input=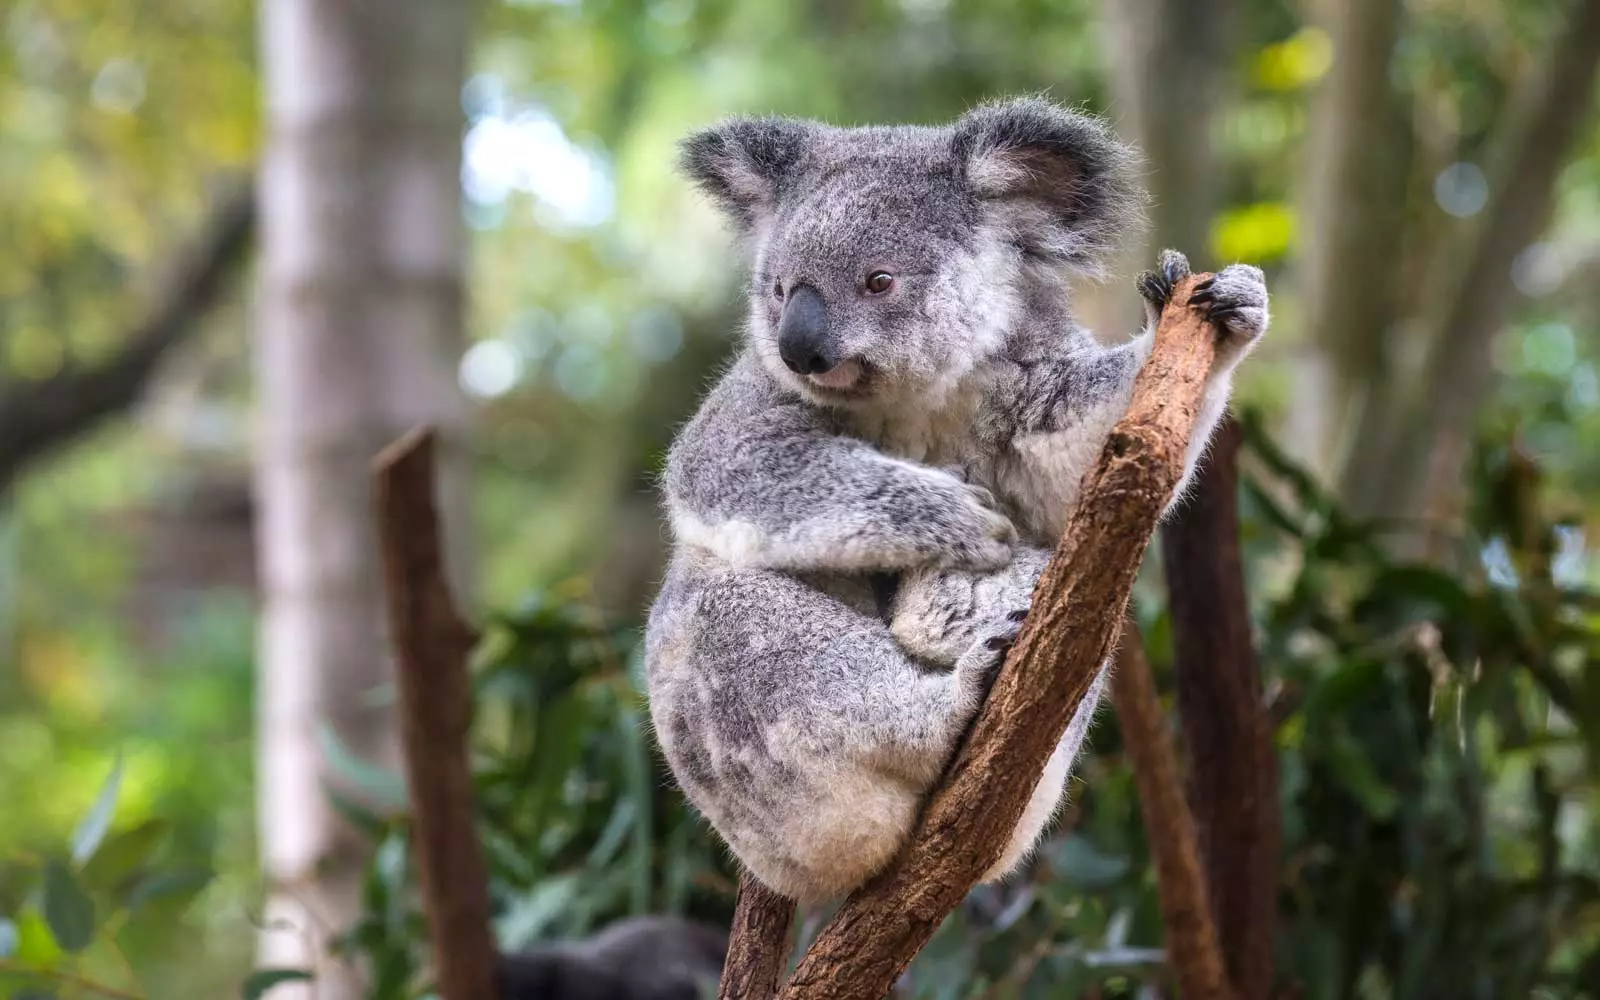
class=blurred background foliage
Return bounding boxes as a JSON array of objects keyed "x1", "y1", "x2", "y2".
[{"x1": 1, "y1": 0, "x2": 1597, "y2": 996}]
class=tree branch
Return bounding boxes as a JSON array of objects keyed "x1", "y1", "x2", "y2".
[
  {"x1": 777, "y1": 275, "x2": 1222, "y2": 999},
  {"x1": 719, "y1": 875, "x2": 797, "y2": 1000},
  {"x1": 374, "y1": 428, "x2": 500, "y2": 1000},
  {"x1": 0, "y1": 175, "x2": 256, "y2": 494},
  {"x1": 1110, "y1": 619, "x2": 1232, "y2": 1000},
  {"x1": 1161, "y1": 417, "x2": 1278, "y2": 1000}
]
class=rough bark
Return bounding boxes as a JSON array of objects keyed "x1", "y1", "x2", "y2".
[
  {"x1": 0, "y1": 177, "x2": 254, "y2": 495},
  {"x1": 1110, "y1": 621, "x2": 1231, "y2": 1000},
  {"x1": 777, "y1": 276, "x2": 1220, "y2": 999},
  {"x1": 254, "y1": 3, "x2": 473, "y2": 996},
  {"x1": 719, "y1": 876, "x2": 798, "y2": 1000},
  {"x1": 1161, "y1": 417, "x2": 1279, "y2": 1000},
  {"x1": 1347, "y1": 0, "x2": 1600, "y2": 522},
  {"x1": 1296, "y1": 0, "x2": 1413, "y2": 483},
  {"x1": 374, "y1": 429, "x2": 498, "y2": 1000}
]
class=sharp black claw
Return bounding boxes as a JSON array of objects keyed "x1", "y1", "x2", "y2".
[
  {"x1": 1193, "y1": 277, "x2": 1215, "y2": 292},
  {"x1": 1136, "y1": 271, "x2": 1170, "y2": 304},
  {"x1": 985, "y1": 636, "x2": 1011, "y2": 651},
  {"x1": 1190, "y1": 289, "x2": 1215, "y2": 305},
  {"x1": 1007, "y1": 609, "x2": 1029, "y2": 622},
  {"x1": 1208, "y1": 305, "x2": 1241, "y2": 322}
]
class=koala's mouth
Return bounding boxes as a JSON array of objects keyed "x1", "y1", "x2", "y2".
[{"x1": 806, "y1": 358, "x2": 867, "y2": 393}]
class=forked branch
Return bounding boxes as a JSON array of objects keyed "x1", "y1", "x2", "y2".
[{"x1": 768, "y1": 274, "x2": 1223, "y2": 999}]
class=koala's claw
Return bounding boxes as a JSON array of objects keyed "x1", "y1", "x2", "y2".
[
  {"x1": 1196, "y1": 263, "x2": 1269, "y2": 352},
  {"x1": 1137, "y1": 249, "x2": 1193, "y2": 325},
  {"x1": 1006, "y1": 608, "x2": 1029, "y2": 623},
  {"x1": 958, "y1": 615, "x2": 1024, "y2": 695}
]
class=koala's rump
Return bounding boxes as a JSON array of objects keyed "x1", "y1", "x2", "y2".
[{"x1": 644, "y1": 555, "x2": 930, "y2": 902}]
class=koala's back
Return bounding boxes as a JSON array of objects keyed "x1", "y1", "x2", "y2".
[{"x1": 645, "y1": 552, "x2": 936, "y2": 902}]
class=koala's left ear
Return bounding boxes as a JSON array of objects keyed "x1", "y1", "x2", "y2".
[
  {"x1": 951, "y1": 97, "x2": 1142, "y2": 269},
  {"x1": 679, "y1": 117, "x2": 816, "y2": 231}
]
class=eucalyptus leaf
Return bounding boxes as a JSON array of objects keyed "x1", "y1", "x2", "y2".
[
  {"x1": 317, "y1": 727, "x2": 409, "y2": 812},
  {"x1": 79, "y1": 820, "x2": 169, "y2": 900},
  {"x1": 40, "y1": 861, "x2": 94, "y2": 953},
  {"x1": 240, "y1": 968, "x2": 314, "y2": 1000},
  {"x1": 69, "y1": 754, "x2": 124, "y2": 866}
]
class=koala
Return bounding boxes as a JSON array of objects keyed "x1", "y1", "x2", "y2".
[
  {"x1": 645, "y1": 96, "x2": 1269, "y2": 904},
  {"x1": 495, "y1": 916, "x2": 726, "y2": 1000}
]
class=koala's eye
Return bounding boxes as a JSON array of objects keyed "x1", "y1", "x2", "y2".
[
  {"x1": 865, "y1": 271, "x2": 895, "y2": 295},
  {"x1": 772, "y1": 279, "x2": 784, "y2": 300}
]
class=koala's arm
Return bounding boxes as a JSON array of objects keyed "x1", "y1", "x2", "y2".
[
  {"x1": 665, "y1": 357, "x2": 1015, "y2": 573},
  {"x1": 1012, "y1": 251, "x2": 1268, "y2": 507}
]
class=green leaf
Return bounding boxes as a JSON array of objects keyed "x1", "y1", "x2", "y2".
[
  {"x1": 1043, "y1": 835, "x2": 1131, "y2": 891},
  {"x1": 0, "y1": 918, "x2": 16, "y2": 959},
  {"x1": 11, "y1": 910, "x2": 62, "y2": 966},
  {"x1": 316, "y1": 726, "x2": 409, "y2": 812},
  {"x1": 70, "y1": 754, "x2": 124, "y2": 867},
  {"x1": 40, "y1": 862, "x2": 95, "y2": 953},
  {"x1": 79, "y1": 820, "x2": 169, "y2": 901},
  {"x1": 240, "y1": 968, "x2": 314, "y2": 1000},
  {"x1": 126, "y1": 867, "x2": 214, "y2": 918}
]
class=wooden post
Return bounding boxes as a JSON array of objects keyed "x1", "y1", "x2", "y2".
[{"x1": 374, "y1": 428, "x2": 500, "y2": 1000}]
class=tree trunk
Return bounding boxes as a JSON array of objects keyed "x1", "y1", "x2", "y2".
[
  {"x1": 1294, "y1": 0, "x2": 1413, "y2": 485},
  {"x1": 1101, "y1": 0, "x2": 1233, "y2": 262},
  {"x1": 1343, "y1": 0, "x2": 1600, "y2": 522},
  {"x1": 253, "y1": 3, "x2": 472, "y2": 997}
]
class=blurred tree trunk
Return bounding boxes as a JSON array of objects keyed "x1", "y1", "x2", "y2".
[
  {"x1": 1344, "y1": 0, "x2": 1600, "y2": 525},
  {"x1": 1293, "y1": 0, "x2": 1413, "y2": 485},
  {"x1": 253, "y1": 2, "x2": 473, "y2": 997},
  {"x1": 1102, "y1": 0, "x2": 1232, "y2": 261}
]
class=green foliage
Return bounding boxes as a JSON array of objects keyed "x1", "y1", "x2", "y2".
[
  {"x1": 321, "y1": 421, "x2": 1599, "y2": 999},
  {"x1": 327, "y1": 593, "x2": 732, "y2": 1000},
  {"x1": 0, "y1": 750, "x2": 220, "y2": 1000}
]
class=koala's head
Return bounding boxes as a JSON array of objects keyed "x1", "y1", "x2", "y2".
[{"x1": 680, "y1": 97, "x2": 1140, "y2": 406}]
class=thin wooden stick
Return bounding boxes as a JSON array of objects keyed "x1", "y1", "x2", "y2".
[
  {"x1": 1111, "y1": 620, "x2": 1233, "y2": 1000},
  {"x1": 374, "y1": 427, "x2": 499, "y2": 1000},
  {"x1": 1161, "y1": 417, "x2": 1279, "y2": 1000},
  {"x1": 779, "y1": 274, "x2": 1222, "y2": 999}
]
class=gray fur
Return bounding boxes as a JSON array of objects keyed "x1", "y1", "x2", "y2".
[
  {"x1": 647, "y1": 97, "x2": 1269, "y2": 903},
  {"x1": 495, "y1": 916, "x2": 726, "y2": 1000}
]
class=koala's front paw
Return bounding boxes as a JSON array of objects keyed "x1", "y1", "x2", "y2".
[
  {"x1": 928, "y1": 473, "x2": 1016, "y2": 572},
  {"x1": 1135, "y1": 249, "x2": 1191, "y2": 326},
  {"x1": 953, "y1": 612, "x2": 1026, "y2": 702},
  {"x1": 1190, "y1": 264, "x2": 1269, "y2": 361}
]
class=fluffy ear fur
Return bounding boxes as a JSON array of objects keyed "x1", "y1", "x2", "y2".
[
  {"x1": 678, "y1": 116, "x2": 815, "y2": 230},
  {"x1": 950, "y1": 97, "x2": 1142, "y2": 270}
]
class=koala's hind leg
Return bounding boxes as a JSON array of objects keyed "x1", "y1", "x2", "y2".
[
  {"x1": 889, "y1": 548, "x2": 1109, "y2": 883},
  {"x1": 645, "y1": 557, "x2": 1023, "y2": 903}
]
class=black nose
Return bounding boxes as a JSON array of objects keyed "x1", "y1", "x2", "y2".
[{"x1": 777, "y1": 285, "x2": 837, "y2": 375}]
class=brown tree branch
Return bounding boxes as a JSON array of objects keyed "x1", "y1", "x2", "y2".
[
  {"x1": 719, "y1": 875, "x2": 798, "y2": 1000},
  {"x1": 374, "y1": 428, "x2": 499, "y2": 1000},
  {"x1": 777, "y1": 275, "x2": 1221, "y2": 999},
  {"x1": 1161, "y1": 417, "x2": 1279, "y2": 1000},
  {"x1": 0, "y1": 175, "x2": 256, "y2": 494},
  {"x1": 1110, "y1": 619, "x2": 1232, "y2": 1000}
]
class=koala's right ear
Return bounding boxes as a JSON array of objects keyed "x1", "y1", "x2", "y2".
[{"x1": 678, "y1": 117, "x2": 814, "y2": 229}]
